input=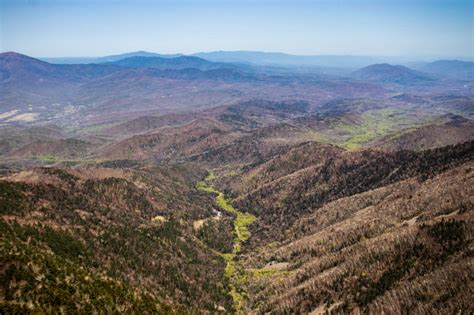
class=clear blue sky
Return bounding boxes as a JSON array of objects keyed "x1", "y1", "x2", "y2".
[{"x1": 0, "y1": 0, "x2": 472, "y2": 58}]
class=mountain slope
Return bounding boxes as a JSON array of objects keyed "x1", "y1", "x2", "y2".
[
  {"x1": 11, "y1": 138, "x2": 92, "y2": 159},
  {"x1": 0, "y1": 52, "x2": 120, "y2": 113},
  {"x1": 233, "y1": 141, "x2": 473, "y2": 244},
  {"x1": 0, "y1": 52, "x2": 119, "y2": 86},
  {"x1": 216, "y1": 140, "x2": 474, "y2": 313},
  {"x1": 353, "y1": 63, "x2": 434, "y2": 84},
  {"x1": 99, "y1": 118, "x2": 237, "y2": 161},
  {"x1": 0, "y1": 165, "x2": 232, "y2": 313},
  {"x1": 0, "y1": 125, "x2": 65, "y2": 157},
  {"x1": 240, "y1": 161, "x2": 473, "y2": 313},
  {"x1": 416, "y1": 60, "x2": 474, "y2": 80},
  {"x1": 375, "y1": 118, "x2": 474, "y2": 151},
  {"x1": 109, "y1": 55, "x2": 231, "y2": 71}
]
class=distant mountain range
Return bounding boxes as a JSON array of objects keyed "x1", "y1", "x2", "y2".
[
  {"x1": 193, "y1": 51, "x2": 387, "y2": 68},
  {"x1": 1, "y1": 51, "x2": 472, "y2": 128},
  {"x1": 2, "y1": 51, "x2": 471, "y2": 97},
  {"x1": 41, "y1": 51, "x2": 183, "y2": 64},
  {"x1": 39, "y1": 50, "x2": 473, "y2": 70},
  {"x1": 0, "y1": 52, "x2": 251, "y2": 87}
]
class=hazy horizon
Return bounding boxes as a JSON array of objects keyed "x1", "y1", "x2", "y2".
[
  {"x1": 3, "y1": 50, "x2": 473, "y2": 62},
  {"x1": 1, "y1": 0, "x2": 472, "y2": 59}
]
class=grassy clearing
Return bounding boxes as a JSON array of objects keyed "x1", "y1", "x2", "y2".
[
  {"x1": 229, "y1": 285, "x2": 245, "y2": 313},
  {"x1": 235, "y1": 212, "x2": 256, "y2": 242},
  {"x1": 216, "y1": 193, "x2": 238, "y2": 214},
  {"x1": 303, "y1": 128, "x2": 333, "y2": 144},
  {"x1": 204, "y1": 171, "x2": 216, "y2": 181},
  {"x1": 300, "y1": 108, "x2": 426, "y2": 150},
  {"x1": 250, "y1": 268, "x2": 290, "y2": 278},
  {"x1": 223, "y1": 253, "x2": 236, "y2": 277},
  {"x1": 224, "y1": 171, "x2": 239, "y2": 177},
  {"x1": 334, "y1": 108, "x2": 417, "y2": 150},
  {"x1": 196, "y1": 181, "x2": 218, "y2": 193}
]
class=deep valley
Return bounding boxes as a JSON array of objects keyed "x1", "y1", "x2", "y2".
[{"x1": 0, "y1": 50, "x2": 473, "y2": 314}]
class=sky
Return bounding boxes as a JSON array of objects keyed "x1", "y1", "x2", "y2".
[{"x1": 0, "y1": 0, "x2": 472, "y2": 58}]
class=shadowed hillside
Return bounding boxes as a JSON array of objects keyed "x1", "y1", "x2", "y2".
[{"x1": 227, "y1": 141, "x2": 473, "y2": 313}]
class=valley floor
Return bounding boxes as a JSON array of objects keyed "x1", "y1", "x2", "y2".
[{"x1": 196, "y1": 174, "x2": 256, "y2": 313}]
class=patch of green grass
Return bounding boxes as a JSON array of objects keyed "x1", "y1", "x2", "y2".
[
  {"x1": 216, "y1": 193, "x2": 238, "y2": 215},
  {"x1": 196, "y1": 181, "x2": 218, "y2": 193},
  {"x1": 204, "y1": 171, "x2": 216, "y2": 181},
  {"x1": 304, "y1": 128, "x2": 332, "y2": 144},
  {"x1": 223, "y1": 254, "x2": 236, "y2": 278},
  {"x1": 250, "y1": 268, "x2": 290, "y2": 278},
  {"x1": 34, "y1": 154, "x2": 61, "y2": 162},
  {"x1": 229, "y1": 285, "x2": 245, "y2": 314},
  {"x1": 385, "y1": 127, "x2": 421, "y2": 141},
  {"x1": 224, "y1": 171, "x2": 239, "y2": 177},
  {"x1": 58, "y1": 159, "x2": 102, "y2": 165},
  {"x1": 334, "y1": 108, "x2": 417, "y2": 150},
  {"x1": 214, "y1": 192, "x2": 256, "y2": 312},
  {"x1": 255, "y1": 241, "x2": 278, "y2": 253},
  {"x1": 214, "y1": 193, "x2": 256, "y2": 243},
  {"x1": 235, "y1": 212, "x2": 256, "y2": 242},
  {"x1": 298, "y1": 107, "x2": 428, "y2": 150}
]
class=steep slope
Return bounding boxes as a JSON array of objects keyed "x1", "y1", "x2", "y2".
[
  {"x1": 375, "y1": 118, "x2": 474, "y2": 151},
  {"x1": 0, "y1": 165, "x2": 232, "y2": 313},
  {"x1": 99, "y1": 118, "x2": 238, "y2": 161},
  {"x1": 1, "y1": 49, "x2": 473, "y2": 314},
  {"x1": 232, "y1": 141, "x2": 473, "y2": 244},
  {"x1": 240, "y1": 161, "x2": 473, "y2": 313},
  {"x1": 210, "y1": 141, "x2": 474, "y2": 314}
]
